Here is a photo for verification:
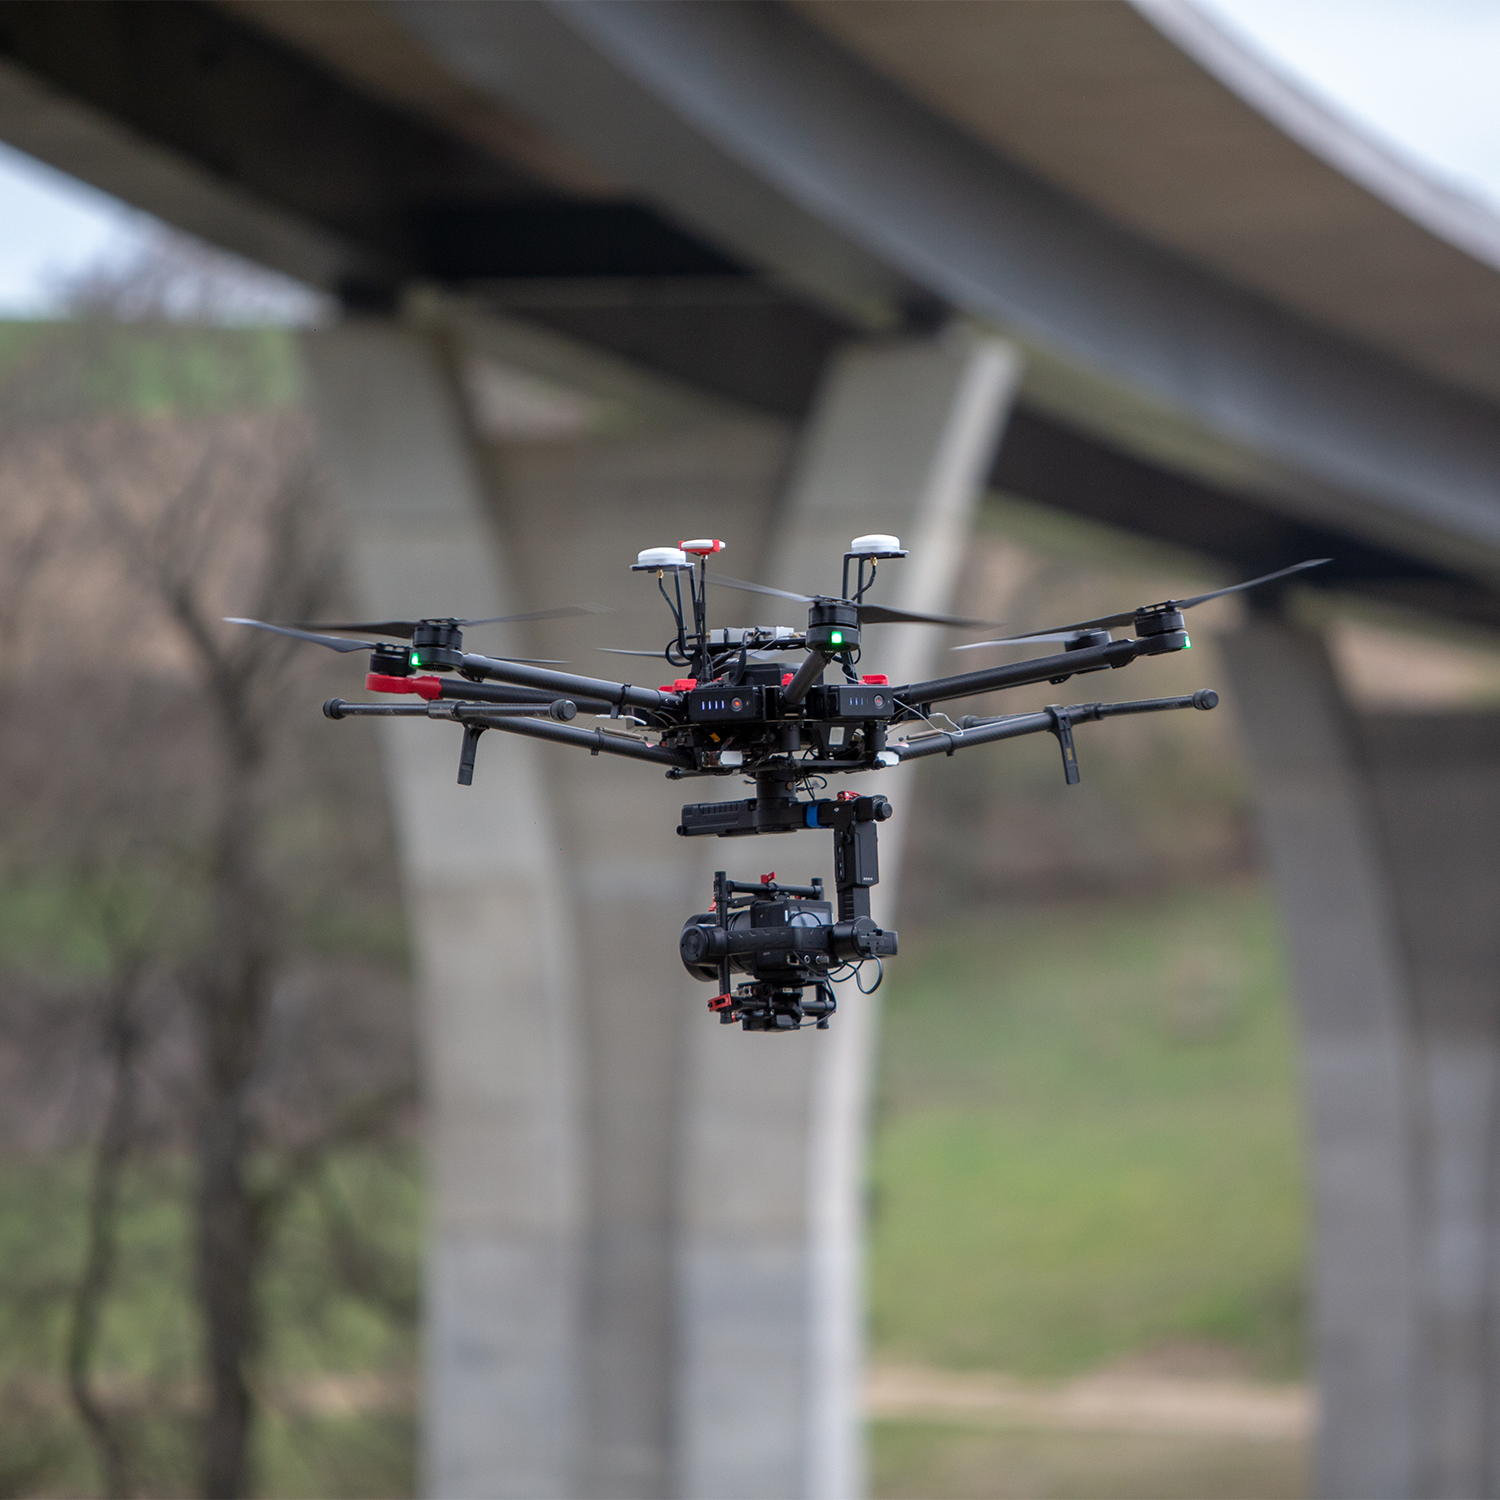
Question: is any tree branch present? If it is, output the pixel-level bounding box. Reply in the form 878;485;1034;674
66;966;143;1500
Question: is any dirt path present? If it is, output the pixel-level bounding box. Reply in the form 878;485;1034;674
866;1362;1313;1440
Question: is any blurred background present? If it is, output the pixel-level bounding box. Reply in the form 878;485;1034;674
1;3;1499;1499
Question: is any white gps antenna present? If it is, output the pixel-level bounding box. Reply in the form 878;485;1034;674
633;547;691;572
849;533;907;558
845;534;906;598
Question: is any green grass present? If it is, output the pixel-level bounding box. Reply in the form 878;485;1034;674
258;1412;416;1500
0;877;143;978
871;1421;1308;1500
0;321;303;417
0;867;408;983
870;881;1307;1380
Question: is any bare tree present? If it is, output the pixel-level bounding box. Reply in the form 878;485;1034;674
71;413;373;1498
1;209;419;1491
0;383;416;1495
67;906;151;1500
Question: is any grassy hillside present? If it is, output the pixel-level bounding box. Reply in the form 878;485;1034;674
870;881;1307;1380
868;881;1309;1499
872;1424;1307;1500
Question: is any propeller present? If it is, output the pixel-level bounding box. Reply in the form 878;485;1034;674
226;619;377;652
953;632;1094;652
953;559;1330;650
289;604;607;639
224;618;565;663
708;574;991;630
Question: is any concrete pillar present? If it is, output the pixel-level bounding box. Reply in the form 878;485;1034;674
676;330;1020;1500
1363;708;1500;1500
305;317;1017;1498
486;406;797;1500
1224;619;1500;1499
302;324;585;1500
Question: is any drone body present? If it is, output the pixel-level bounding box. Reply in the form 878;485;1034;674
231;541;1326;1030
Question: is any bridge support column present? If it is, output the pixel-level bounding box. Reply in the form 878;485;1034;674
305;317;1016;1498
1224;621;1500;1499
303;324;585;1499
675;329;1020;1500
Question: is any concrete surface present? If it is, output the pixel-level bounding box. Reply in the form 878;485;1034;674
1225;620;1500;1499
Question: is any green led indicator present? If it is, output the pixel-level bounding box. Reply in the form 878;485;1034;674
830;631;843;645
1183;636;1192;649
410;652;421;666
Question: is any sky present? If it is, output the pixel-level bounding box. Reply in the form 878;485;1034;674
1203;0;1500;209
0;1;1497;319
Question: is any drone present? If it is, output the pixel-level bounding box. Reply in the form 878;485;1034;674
230;538;1327;1032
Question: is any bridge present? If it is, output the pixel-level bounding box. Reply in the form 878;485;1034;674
3;3;1499;1494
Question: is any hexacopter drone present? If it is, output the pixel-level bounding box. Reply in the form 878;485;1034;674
230;539;1326;1032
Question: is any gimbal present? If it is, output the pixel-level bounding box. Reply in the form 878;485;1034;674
669;690;1217;1027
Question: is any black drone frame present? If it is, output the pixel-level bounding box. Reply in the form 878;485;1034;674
236;549;1327;1030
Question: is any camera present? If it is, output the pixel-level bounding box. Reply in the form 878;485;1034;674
681;871;897;1031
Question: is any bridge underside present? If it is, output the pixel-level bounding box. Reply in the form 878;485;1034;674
1;0;1496;631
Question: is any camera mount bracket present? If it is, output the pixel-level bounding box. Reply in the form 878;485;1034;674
678;772;894;919
677;778;897;1029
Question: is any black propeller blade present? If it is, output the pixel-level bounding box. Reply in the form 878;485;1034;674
225;619;377;652
1172;559;1331;611
707;576;813;606
708;575;991;630
855;603;993;629
293;604;607;639
224;618;566;663
953;632;1090;652
955;559;1330;649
